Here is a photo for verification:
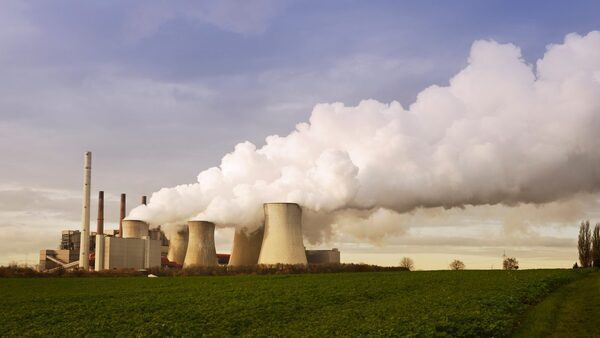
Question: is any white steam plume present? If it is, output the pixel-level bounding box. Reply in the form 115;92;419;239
129;31;600;239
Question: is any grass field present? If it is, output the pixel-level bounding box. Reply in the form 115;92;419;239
0;269;590;336
515;272;600;337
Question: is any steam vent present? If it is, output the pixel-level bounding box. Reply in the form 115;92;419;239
258;203;308;265
167;226;189;265
183;221;218;267
228;226;264;266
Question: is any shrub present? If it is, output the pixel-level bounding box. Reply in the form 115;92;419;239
0;263;408;278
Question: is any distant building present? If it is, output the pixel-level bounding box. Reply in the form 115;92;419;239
305;248;340;264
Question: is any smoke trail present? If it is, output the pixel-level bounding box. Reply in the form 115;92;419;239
129;31;600;239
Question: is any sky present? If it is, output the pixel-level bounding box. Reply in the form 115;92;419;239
1;0;599;269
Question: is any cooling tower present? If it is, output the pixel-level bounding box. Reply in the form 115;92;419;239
258;203;307;265
167;227;189;265
228;226;264;266
122;219;149;239
183;221;218;267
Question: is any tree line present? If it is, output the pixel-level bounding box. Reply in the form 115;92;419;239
576;221;600;268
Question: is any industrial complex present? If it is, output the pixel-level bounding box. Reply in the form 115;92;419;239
38;152;340;272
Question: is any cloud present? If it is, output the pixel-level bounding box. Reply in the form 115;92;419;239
129;31;600;244
125;0;288;40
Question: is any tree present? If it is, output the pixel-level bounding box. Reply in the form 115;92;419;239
449;259;465;270
578;221;592;268
503;256;519;270
591;223;600;268
399;257;414;271
572;262;579;269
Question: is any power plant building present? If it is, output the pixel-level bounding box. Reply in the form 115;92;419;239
37;152;343;272
306;248;340;264
98;219;161;270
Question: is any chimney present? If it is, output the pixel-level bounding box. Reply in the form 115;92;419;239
141;195;147;205
95;190;105;271
119;193;126;237
97;191;104;235
78;151;92;269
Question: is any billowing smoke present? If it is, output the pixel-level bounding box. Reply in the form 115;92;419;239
129;31;600;241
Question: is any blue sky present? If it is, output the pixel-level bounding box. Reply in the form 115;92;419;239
1;1;599;268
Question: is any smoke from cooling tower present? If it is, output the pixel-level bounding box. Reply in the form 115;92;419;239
128;31;600;241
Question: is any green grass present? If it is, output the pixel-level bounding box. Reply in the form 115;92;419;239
514;271;600;337
0;270;588;336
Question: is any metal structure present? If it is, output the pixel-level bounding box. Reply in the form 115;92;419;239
258;203;307;265
121;219;149;239
141;195;147;205
78;151;92;269
228;226;264;266
183;221;218;267
167;226;189;265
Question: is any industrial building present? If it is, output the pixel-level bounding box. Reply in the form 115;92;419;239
38;152;340;272
306;248;340;264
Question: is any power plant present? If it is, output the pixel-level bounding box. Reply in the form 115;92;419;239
38;152;340;271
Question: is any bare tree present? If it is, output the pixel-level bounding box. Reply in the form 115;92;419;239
591;223;600;268
578;221;592;268
399;257;414;271
503;256;519;270
449;260;465;270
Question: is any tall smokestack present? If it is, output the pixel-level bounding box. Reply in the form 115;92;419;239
97;191;104;235
258;203;307;265
78;151;92;269
183;221;218;267
141;195;147;205
119;193;126;237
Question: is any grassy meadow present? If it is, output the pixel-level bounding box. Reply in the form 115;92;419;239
0;269;593;336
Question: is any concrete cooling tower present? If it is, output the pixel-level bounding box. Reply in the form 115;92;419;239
167;227;189;265
258;203;307;265
183;221;218;267
122;220;149;239
228;226;264;266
